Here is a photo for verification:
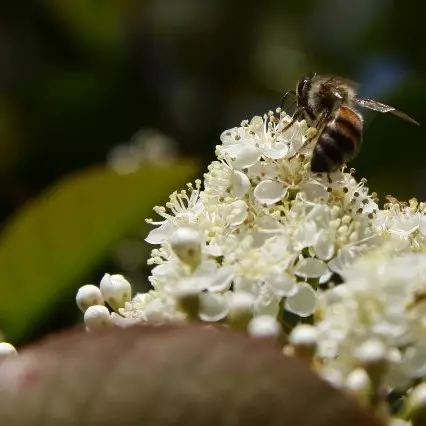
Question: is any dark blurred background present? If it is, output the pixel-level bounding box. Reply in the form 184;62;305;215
0;0;425;344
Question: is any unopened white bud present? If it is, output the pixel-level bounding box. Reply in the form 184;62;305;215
76;284;104;312
100;274;132;311
248;315;281;339
356;339;388;385
84;305;112;330
289;324;318;360
0;342;17;358
345;368;372;405
169;228;202;268
227;292;254;329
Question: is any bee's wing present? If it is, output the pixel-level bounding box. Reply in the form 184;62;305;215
319;75;359;91
355;98;420;126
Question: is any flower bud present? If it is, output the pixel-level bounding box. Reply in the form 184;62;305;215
289;324;318;360
227;292;254;330
84;305;112;331
76;284;104;312
248;315;281;340
345;368;372;406
169;228;202;268
0;342;17;358
100;274;131;311
356;339;388;386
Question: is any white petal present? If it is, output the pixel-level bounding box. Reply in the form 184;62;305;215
254;293;280;317
313;230;335;260
285;283;317;317
362;200;378;214
267;272;298;297
254;180;287;205
110;312;139;327
328;248;357;275
260;141;289;159
294;221;318;250
294;258;328;279
220;128;238;144
233;276;257;294
145;221;174;244
231;170;250;198
203;243;223;257
318;270;333;285
232;144;261;169
228;200;248;226
300;182;329;202
306;205;331;225
207;266;234;293
199;293;229;322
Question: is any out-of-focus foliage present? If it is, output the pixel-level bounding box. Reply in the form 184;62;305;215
0;0;424;342
0;162;196;341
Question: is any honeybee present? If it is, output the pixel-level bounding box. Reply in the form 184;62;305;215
281;73;419;174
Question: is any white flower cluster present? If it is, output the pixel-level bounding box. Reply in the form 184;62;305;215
137;111;382;322
77;109;426;424
315;249;426;389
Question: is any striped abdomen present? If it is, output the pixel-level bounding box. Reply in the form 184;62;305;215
311;106;363;173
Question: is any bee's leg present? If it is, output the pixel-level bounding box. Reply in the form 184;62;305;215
327;173;332;184
286;112;326;160
280;90;296;111
286;131;316;161
282;105;315;132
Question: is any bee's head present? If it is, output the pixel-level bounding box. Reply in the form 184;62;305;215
296;73;315;107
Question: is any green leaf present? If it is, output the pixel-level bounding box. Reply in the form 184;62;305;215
0;162;197;341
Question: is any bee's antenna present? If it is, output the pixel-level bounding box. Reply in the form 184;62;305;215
280;90;296;111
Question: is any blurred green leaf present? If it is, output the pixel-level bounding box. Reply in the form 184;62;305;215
44;0;129;56
0;161;197;341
